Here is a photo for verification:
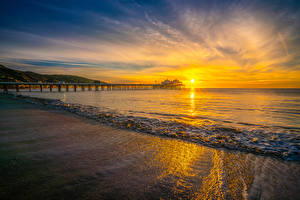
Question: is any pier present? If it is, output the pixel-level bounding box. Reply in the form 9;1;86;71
0;82;184;93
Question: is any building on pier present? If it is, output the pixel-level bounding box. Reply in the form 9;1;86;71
161;79;185;89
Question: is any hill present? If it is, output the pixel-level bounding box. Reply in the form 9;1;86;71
0;65;104;83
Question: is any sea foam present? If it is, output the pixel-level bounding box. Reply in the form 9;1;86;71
16;94;300;161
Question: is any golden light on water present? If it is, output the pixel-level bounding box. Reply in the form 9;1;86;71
190;90;195;116
190;92;194;99
149;139;255;199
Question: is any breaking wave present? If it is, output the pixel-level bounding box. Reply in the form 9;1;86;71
17;94;300;161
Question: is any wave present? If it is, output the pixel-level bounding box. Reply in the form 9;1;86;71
130;110;300;131
15;94;300;161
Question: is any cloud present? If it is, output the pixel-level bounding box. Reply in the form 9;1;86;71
0;0;300;87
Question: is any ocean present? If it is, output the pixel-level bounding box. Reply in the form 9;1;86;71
18;88;300;160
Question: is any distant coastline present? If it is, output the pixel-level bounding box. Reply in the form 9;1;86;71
0;64;104;83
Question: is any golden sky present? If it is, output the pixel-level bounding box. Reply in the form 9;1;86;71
1;0;300;87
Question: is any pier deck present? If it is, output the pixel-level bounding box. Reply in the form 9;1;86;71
0;82;183;92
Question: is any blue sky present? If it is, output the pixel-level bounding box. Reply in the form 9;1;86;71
0;0;300;87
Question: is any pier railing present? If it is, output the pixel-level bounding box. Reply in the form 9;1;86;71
0;82;183;93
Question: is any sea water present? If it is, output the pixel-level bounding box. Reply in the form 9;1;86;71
18;88;300;160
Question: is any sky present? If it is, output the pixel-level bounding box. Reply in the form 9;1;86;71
0;0;300;87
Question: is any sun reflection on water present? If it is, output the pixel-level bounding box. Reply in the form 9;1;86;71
190;92;194;99
190;89;195;116
152;140;207;178
150;139;212;198
148;139;256;199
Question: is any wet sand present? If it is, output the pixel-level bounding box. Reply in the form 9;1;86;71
0;94;300;200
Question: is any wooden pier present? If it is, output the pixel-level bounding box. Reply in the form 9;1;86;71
0;82;183;93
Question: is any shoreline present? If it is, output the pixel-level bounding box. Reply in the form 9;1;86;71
7;93;300;162
1;93;300;199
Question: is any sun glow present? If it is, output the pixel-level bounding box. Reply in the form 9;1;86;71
2;0;299;88
190;92;194;99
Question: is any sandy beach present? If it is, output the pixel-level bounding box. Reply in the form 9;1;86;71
0;94;300;200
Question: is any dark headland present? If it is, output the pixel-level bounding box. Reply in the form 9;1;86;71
0;65;104;83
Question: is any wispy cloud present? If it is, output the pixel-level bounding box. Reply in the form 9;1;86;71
0;0;299;87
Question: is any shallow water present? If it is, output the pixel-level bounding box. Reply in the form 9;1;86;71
1;95;300;200
18;88;300;131
17;88;300;160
